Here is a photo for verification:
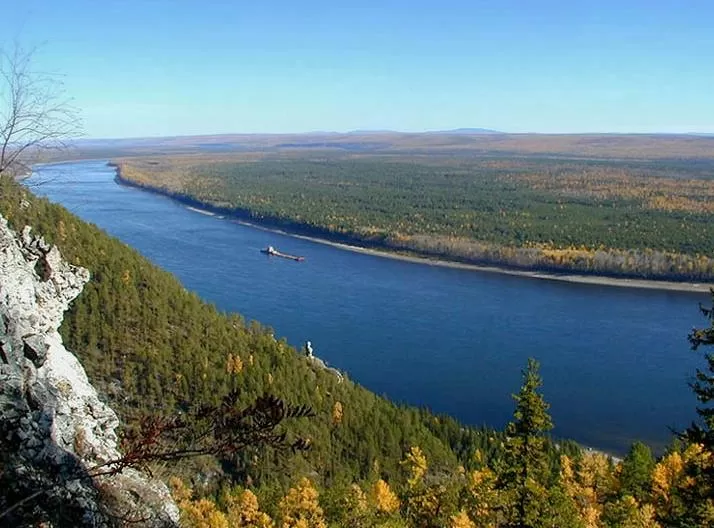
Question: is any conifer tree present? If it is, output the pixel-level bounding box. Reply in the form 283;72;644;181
462;464;503;527
278;478;326;528
619;442;656;503
225;489;274;528
372;479;401;516
687;295;714;450
677;295;714;526
450;510;476;528
337;484;369;528
499;358;554;528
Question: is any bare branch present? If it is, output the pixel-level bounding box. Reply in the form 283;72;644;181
0;391;313;523
0;44;82;176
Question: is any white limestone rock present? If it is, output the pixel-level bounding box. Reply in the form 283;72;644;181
0;214;179;527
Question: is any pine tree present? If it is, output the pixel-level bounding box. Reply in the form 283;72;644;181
676;295;714;526
619;442;656;503
602;496;661;528
686;295;714;450
462;465;503;527
499;358;554;528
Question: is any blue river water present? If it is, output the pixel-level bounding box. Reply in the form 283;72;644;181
27;160;710;455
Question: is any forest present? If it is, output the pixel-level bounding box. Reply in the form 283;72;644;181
1;173;713;527
116;153;714;282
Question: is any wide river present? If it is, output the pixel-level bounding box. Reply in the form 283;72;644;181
28;160;710;455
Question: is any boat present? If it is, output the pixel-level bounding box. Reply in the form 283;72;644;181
260;246;305;262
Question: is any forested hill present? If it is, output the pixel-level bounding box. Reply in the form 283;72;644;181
3;174;714;526
0;175;499;490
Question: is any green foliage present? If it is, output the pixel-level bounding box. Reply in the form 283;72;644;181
540;484;585;528
10;171;714;525
0;175;497;493
118;154;714;280
499;358;554;528
687;295;714;443
620;442;656;502
667;294;714;527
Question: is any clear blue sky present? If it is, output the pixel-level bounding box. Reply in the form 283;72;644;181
6;0;714;138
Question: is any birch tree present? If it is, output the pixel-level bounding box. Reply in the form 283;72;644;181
0;44;81;176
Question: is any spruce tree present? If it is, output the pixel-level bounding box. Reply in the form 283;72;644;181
619;441;655;502
687;295;714;447
499;358;554;528
676;294;714;526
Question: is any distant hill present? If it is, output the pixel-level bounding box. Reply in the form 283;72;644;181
346;128;504;135
346;129;399;135
47;131;714;163
426;127;504;135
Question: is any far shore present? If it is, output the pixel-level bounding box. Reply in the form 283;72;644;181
227;216;712;293
31;157;102;168
109;166;713;294
22;157;107;180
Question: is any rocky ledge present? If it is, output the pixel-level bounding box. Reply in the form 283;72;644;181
0;213;179;527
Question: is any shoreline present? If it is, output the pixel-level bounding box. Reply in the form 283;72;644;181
31;161;696;457
31;157;106;168
110;167;712;294
227;217;712;293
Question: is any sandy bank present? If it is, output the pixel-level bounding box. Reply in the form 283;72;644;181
115;168;712;294
218;215;713;294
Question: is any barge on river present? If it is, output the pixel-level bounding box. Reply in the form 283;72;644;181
260;246;305;262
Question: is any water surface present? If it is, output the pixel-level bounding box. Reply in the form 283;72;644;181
27;160;709;455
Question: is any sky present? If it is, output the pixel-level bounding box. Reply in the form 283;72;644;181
4;0;714;138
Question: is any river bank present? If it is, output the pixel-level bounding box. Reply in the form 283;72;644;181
229;217;713;293
30;160;705;455
113;165;713;294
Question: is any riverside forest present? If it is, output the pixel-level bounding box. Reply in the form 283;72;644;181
110;133;714;284
1;132;714;527
4;0;714;524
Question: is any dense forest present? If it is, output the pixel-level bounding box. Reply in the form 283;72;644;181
2;174;713;527
0;176;504;485
116;153;714;282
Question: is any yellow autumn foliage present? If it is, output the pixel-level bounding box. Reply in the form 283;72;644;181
347;483;368;515
616;496;661;528
226;353;243;374
180;499;229;528
560;452;617;528
279;477;326;528
403;446;428;488
372;479;400;514
225;489;274;528
169;478;230;528
332;401;344;426
651;451;685;503
464;467;501;525
450;509;476;528
651;443;714;522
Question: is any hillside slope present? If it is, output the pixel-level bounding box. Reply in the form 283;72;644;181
0;213;179;526
4;175;713;527
0;175;498;492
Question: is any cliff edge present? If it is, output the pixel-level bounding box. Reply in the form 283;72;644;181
0;213;179;527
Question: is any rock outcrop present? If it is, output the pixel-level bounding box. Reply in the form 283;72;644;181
302;341;344;383
0;214;179;527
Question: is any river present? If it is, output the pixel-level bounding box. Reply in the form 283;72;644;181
27;160;710;455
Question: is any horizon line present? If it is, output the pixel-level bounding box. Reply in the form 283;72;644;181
74;130;714;142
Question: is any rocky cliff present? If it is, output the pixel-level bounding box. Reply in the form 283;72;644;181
0;213;179;527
